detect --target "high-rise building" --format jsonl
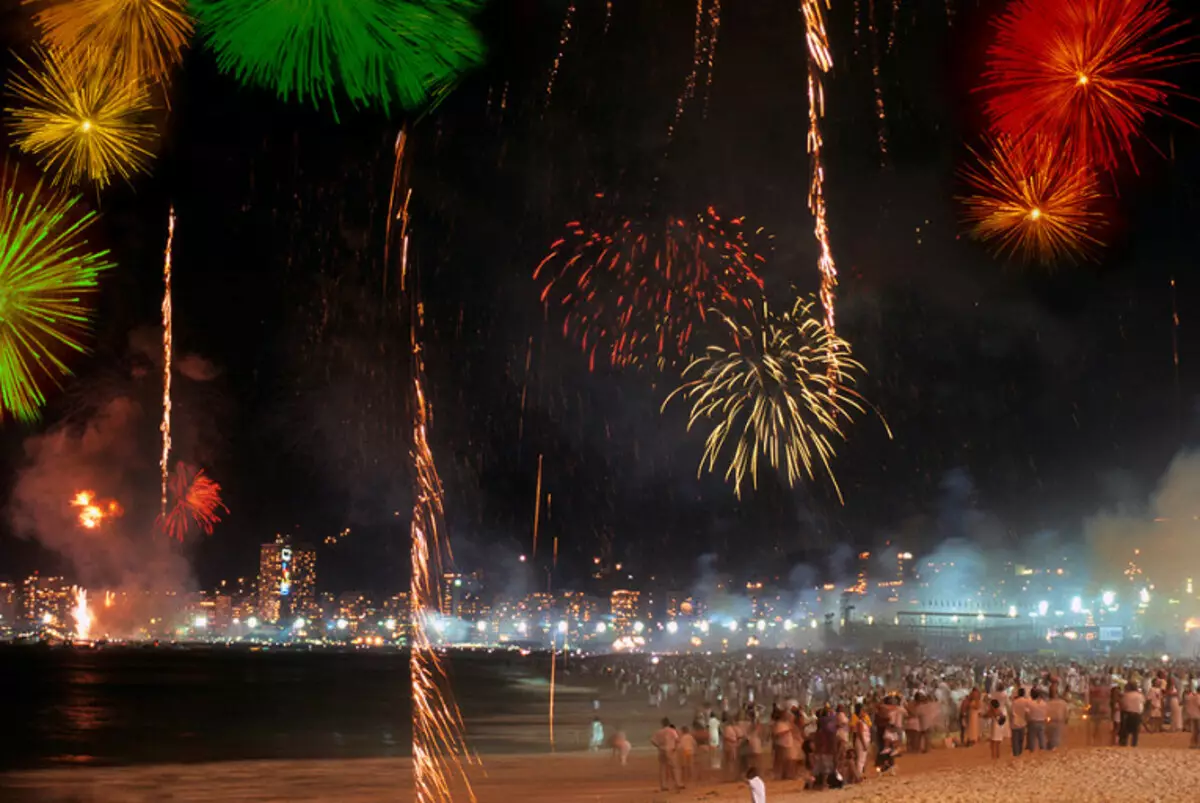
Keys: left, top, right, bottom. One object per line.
{"left": 257, "top": 534, "right": 317, "bottom": 622}
{"left": 610, "top": 589, "right": 639, "bottom": 633}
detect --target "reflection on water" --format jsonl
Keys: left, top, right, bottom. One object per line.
{"left": 0, "top": 646, "right": 540, "bottom": 770}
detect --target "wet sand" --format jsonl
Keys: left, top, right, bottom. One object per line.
{"left": 4, "top": 727, "right": 1196, "bottom": 802}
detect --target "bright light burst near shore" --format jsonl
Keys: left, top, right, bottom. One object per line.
{"left": 190, "top": 0, "right": 485, "bottom": 118}
{"left": 960, "top": 136, "right": 1105, "bottom": 264}
{"left": 983, "top": 0, "right": 1193, "bottom": 171}
{"left": 0, "top": 168, "right": 114, "bottom": 423}
{"left": 664, "top": 297, "right": 867, "bottom": 501}
{"left": 24, "top": 0, "right": 194, "bottom": 89}
{"left": 536, "top": 207, "right": 767, "bottom": 371}
{"left": 6, "top": 47, "right": 156, "bottom": 188}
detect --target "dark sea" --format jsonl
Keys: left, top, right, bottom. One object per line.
{"left": 0, "top": 645, "right": 558, "bottom": 770}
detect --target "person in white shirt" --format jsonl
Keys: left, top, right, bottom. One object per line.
{"left": 986, "top": 698, "right": 1009, "bottom": 760}
{"left": 709, "top": 713, "right": 723, "bottom": 769}
{"left": 651, "top": 718, "right": 682, "bottom": 791}
{"left": 1025, "top": 689, "right": 1048, "bottom": 752}
{"left": 1010, "top": 688, "right": 1029, "bottom": 757}
{"left": 1120, "top": 682, "right": 1146, "bottom": 747}
{"left": 747, "top": 767, "right": 767, "bottom": 803}
{"left": 589, "top": 716, "right": 605, "bottom": 751}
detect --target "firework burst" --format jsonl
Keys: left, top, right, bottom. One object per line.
{"left": 24, "top": 0, "right": 193, "bottom": 88}
{"left": 190, "top": 0, "right": 485, "bottom": 118}
{"left": 70, "top": 490, "right": 124, "bottom": 529}
{"left": 664, "top": 296, "right": 867, "bottom": 501}
{"left": 535, "top": 207, "right": 767, "bottom": 371}
{"left": 161, "top": 462, "right": 227, "bottom": 541}
{"left": 983, "top": 0, "right": 1193, "bottom": 171}
{"left": 960, "top": 135, "right": 1105, "bottom": 263}
{"left": 6, "top": 46, "right": 156, "bottom": 188}
{"left": 0, "top": 167, "right": 114, "bottom": 423}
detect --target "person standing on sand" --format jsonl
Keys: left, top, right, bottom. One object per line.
{"left": 746, "top": 767, "right": 766, "bottom": 803}
{"left": 709, "top": 711, "right": 722, "bottom": 769}
{"left": 611, "top": 730, "right": 631, "bottom": 766}
{"left": 1185, "top": 684, "right": 1200, "bottom": 748}
{"left": 986, "top": 698, "right": 1008, "bottom": 760}
{"left": 1025, "top": 689, "right": 1047, "bottom": 753}
{"left": 1119, "top": 681, "right": 1145, "bottom": 747}
{"left": 1046, "top": 689, "right": 1068, "bottom": 750}
{"left": 1010, "top": 687, "right": 1028, "bottom": 756}
{"left": 651, "top": 717, "right": 682, "bottom": 791}
{"left": 723, "top": 713, "right": 742, "bottom": 780}
{"left": 589, "top": 717, "right": 605, "bottom": 751}
{"left": 678, "top": 725, "right": 696, "bottom": 785}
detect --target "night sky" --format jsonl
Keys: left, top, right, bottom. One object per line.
{"left": 1, "top": 0, "right": 1198, "bottom": 596}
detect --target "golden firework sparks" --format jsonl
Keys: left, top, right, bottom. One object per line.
{"left": 24, "top": 0, "right": 193, "bottom": 89}
{"left": 664, "top": 297, "right": 869, "bottom": 501}
{"left": 959, "top": 135, "right": 1104, "bottom": 264}
{"left": 802, "top": 0, "right": 840, "bottom": 342}
{"left": 6, "top": 46, "right": 156, "bottom": 188}
{"left": 70, "top": 490, "right": 123, "bottom": 529}
{"left": 160, "top": 208, "right": 174, "bottom": 520}
{"left": 394, "top": 130, "right": 475, "bottom": 803}
{"left": 72, "top": 586, "right": 91, "bottom": 640}
{"left": 669, "top": 0, "right": 721, "bottom": 141}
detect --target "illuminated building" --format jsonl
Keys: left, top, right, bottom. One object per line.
{"left": 0, "top": 581, "right": 16, "bottom": 623}
{"left": 21, "top": 573, "right": 71, "bottom": 625}
{"left": 610, "top": 589, "right": 639, "bottom": 634}
{"left": 256, "top": 534, "right": 317, "bottom": 622}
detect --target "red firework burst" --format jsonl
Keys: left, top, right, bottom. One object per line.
{"left": 983, "top": 0, "right": 1193, "bottom": 171}
{"left": 534, "top": 206, "right": 767, "bottom": 370}
{"left": 161, "top": 462, "right": 228, "bottom": 541}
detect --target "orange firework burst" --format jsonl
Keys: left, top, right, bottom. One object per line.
{"left": 983, "top": 0, "right": 1194, "bottom": 171}
{"left": 535, "top": 206, "right": 767, "bottom": 371}
{"left": 70, "top": 490, "right": 123, "bottom": 529}
{"left": 161, "top": 461, "right": 227, "bottom": 540}
{"left": 960, "top": 135, "right": 1105, "bottom": 263}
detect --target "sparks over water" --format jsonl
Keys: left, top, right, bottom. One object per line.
{"left": 160, "top": 208, "right": 174, "bottom": 520}
{"left": 802, "top": 0, "right": 839, "bottom": 339}
{"left": 72, "top": 587, "right": 91, "bottom": 641}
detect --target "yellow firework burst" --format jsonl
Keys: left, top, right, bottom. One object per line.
{"left": 664, "top": 296, "right": 867, "bottom": 501}
{"left": 6, "top": 47, "right": 156, "bottom": 188}
{"left": 23, "top": 0, "right": 193, "bottom": 88}
{"left": 960, "top": 135, "right": 1105, "bottom": 264}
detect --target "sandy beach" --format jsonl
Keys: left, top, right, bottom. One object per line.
{"left": 4, "top": 727, "right": 1197, "bottom": 802}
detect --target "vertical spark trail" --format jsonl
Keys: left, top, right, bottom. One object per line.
{"left": 868, "top": 0, "right": 890, "bottom": 163}
{"left": 396, "top": 134, "right": 475, "bottom": 803}
{"left": 888, "top": 0, "right": 900, "bottom": 53}
{"left": 702, "top": 0, "right": 721, "bottom": 114}
{"left": 532, "top": 453, "right": 543, "bottom": 557}
{"left": 669, "top": 0, "right": 721, "bottom": 140}
{"left": 945, "top": 0, "right": 954, "bottom": 27}
{"left": 545, "top": 2, "right": 576, "bottom": 107}
{"left": 72, "top": 587, "right": 91, "bottom": 641}
{"left": 604, "top": 0, "right": 613, "bottom": 34}
{"left": 802, "top": 0, "right": 839, "bottom": 340}
{"left": 853, "top": 0, "right": 862, "bottom": 53}
{"left": 160, "top": 208, "right": 175, "bottom": 520}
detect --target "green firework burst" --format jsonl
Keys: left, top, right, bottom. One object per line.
{"left": 0, "top": 166, "right": 114, "bottom": 423}
{"left": 190, "top": 0, "right": 485, "bottom": 117}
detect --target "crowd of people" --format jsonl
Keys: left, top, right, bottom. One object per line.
{"left": 574, "top": 651, "right": 1200, "bottom": 794}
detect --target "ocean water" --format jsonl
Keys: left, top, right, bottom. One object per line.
{"left": 0, "top": 645, "right": 553, "bottom": 770}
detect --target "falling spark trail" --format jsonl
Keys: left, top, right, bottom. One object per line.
{"left": 532, "top": 453, "right": 543, "bottom": 558}
{"left": 669, "top": 0, "right": 721, "bottom": 140}
{"left": 802, "top": 0, "right": 839, "bottom": 343}
{"left": 398, "top": 132, "right": 475, "bottom": 803}
{"left": 604, "top": 0, "right": 612, "bottom": 34}
{"left": 160, "top": 208, "right": 175, "bottom": 520}
{"left": 888, "top": 0, "right": 900, "bottom": 52}
{"left": 545, "top": 2, "right": 576, "bottom": 107}
{"left": 868, "top": 0, "right": 890, "bottom": 163}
